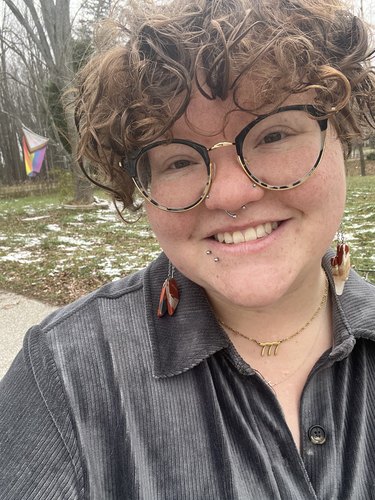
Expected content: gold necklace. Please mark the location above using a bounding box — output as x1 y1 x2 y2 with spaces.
269 321 324 387
218 278 329 357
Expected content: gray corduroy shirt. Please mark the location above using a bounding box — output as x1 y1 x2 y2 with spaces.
0 252 374 499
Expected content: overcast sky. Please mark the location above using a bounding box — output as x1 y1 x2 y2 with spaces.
2 1 374 33
351 0 375 22
70 0 374 27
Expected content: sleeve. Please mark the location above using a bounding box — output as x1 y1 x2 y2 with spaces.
0 327 87 500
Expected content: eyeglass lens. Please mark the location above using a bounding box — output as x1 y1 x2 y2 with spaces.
135 109 324 210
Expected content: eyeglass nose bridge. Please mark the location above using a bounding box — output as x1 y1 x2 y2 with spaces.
207 140 246 178
207 141 241 170
208 141 235 152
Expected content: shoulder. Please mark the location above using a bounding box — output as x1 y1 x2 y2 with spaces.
23 252 175 381
37 265 146 336
0 267 153 499
22 258 164 389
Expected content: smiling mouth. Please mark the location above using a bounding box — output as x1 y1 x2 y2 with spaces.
213 221 279 244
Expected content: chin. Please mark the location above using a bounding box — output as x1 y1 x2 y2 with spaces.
202 271 293 309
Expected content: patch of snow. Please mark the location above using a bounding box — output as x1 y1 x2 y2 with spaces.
21 215 50 221
24 238 43 247
0 250 41 263
137 230 154 238
57 236 93 247
46 224 61 232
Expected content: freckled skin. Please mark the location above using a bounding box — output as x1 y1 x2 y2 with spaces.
145 89 346 314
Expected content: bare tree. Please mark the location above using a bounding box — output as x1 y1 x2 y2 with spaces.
2 0 94 203
0 13 24 184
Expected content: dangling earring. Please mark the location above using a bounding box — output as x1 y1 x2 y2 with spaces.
157 262 180 317
330 225 351 296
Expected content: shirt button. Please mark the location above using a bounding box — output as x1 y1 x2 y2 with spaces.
308 425 327 445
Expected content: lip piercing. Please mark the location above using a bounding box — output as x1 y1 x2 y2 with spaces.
242 205 247 210
252 183 257 188
206 250 220 262
225 210 237 218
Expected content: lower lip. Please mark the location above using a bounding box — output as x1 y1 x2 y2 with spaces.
206 221 288 255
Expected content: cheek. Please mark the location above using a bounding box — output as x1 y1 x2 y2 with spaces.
296 133 346 211
316 136 346 209
288 136 346 252
145 206 195 245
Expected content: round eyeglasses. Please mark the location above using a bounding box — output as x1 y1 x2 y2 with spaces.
121 104 328 212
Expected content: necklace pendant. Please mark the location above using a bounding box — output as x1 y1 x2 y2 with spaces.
259 341 281 356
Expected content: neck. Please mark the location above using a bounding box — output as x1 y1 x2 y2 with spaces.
208 266 328 344
210 268 332 392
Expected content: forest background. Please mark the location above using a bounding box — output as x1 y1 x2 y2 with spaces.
0 0 374 305
0 0 123 204
0 0 374 201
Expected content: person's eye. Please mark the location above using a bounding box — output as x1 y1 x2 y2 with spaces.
171 159 193 169
260 130 288 144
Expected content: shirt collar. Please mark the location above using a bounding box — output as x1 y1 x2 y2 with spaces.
322 253 375 355
145 252 375 378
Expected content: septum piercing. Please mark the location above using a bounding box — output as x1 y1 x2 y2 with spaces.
225 205 247 218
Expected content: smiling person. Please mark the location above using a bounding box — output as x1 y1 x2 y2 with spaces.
1 0 375 498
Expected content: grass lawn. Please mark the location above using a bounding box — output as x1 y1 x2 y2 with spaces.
0 176 374 305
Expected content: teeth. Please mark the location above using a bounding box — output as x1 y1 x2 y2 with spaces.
264 222 272 234
244 227 257 241
256 225 266 238
214 222 278 244
223 232 233 244
232 231 245 244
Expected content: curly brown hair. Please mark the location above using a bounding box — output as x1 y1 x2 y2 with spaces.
74 0 375 211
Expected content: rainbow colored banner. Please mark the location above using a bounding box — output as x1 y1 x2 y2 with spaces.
22 137 47 177
22 126 49 177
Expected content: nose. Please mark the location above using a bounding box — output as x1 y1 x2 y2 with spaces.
204 144 265 212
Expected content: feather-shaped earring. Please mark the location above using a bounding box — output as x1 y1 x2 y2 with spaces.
330 226 350 296
157 262 180 317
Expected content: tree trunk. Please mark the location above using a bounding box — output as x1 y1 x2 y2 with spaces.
61 80 94 205
358 143 366 176
65 110 95 205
